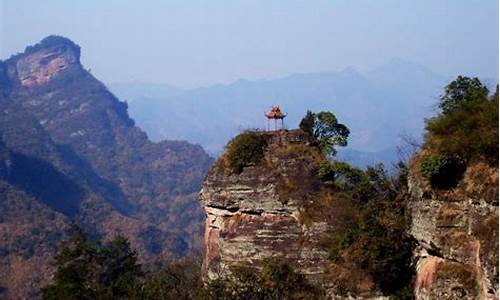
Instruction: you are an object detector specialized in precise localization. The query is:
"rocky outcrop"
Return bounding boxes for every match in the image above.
[200,130,331,280]
[201,128,498,299]
[6,36,80,87]
[409,157,498,300]
[199,130,391,299]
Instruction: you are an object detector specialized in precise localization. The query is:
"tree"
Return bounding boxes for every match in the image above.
[425,78,498,168]
[321,164,415,298]
[299,110,349,157]
[439,76,489,114]
[299,110,315,136]
[42,224,99,300]
[42,225,142,300]
[97,236,142,299]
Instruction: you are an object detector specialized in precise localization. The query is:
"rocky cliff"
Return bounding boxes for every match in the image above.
[409,155,498,300]
[199,129,396,298]
[200,125,498,299]
[200,130,329,279]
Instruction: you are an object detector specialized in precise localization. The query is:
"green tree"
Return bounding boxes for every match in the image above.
[42,224,99,300]
[299,110,315,136]
[96,236,142,299]
[439,76,489,115]
[300,110,349,157]
[42,225,142,300]
[425,78,498,167]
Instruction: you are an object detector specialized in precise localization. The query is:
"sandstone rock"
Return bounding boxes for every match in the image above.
[200,130,389,299]
[409,158,498,300]
[200,130,330,279]
[8,36,80,87]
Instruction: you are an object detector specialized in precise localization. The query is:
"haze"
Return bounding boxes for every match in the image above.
[1,0,498,88]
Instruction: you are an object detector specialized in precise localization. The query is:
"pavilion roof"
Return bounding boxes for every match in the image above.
[265,105,287,119]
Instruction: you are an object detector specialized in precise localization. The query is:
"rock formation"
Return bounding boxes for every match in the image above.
[199,130,390,298]
[200,130,330,280]
[200,127,498,299]
[409,154,498,300]
[13,37,80,87]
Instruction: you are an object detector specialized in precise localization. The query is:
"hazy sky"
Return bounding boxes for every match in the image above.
[1,0,498,88]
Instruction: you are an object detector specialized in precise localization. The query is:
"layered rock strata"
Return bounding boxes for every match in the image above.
[200,130,330,281]
[409,159,498,300]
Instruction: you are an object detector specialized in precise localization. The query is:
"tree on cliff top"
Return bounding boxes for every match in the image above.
[421,77,498,189]
[439,76,489,115]
[300,110,350,157]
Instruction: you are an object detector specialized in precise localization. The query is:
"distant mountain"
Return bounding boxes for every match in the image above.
[111,59,497,166]
[0,36,211,299]
[337,147,400,170]
[110,60,449,158]
[109,82,184,102]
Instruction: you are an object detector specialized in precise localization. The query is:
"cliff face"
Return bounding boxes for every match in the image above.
[200,130,330,280]
[10,37,80,87]
[409,154,498,300]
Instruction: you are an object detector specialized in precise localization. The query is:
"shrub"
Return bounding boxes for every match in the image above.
[420,154,465,189]
[420,154,449,177]
[199,260,325,300]
[225,131,268,174]
[318,161,373,201]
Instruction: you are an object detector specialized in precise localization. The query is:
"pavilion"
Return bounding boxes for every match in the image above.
[265,105,287,131]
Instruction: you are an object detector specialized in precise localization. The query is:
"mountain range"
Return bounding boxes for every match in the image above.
[110,59,497,168]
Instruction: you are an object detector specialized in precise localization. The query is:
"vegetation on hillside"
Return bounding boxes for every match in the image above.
[420,76,498,188]
[200,261,325,300]
[0,37,213,298]
[314,161,414,298]
[37,76,500,299]
[42,225,323,300]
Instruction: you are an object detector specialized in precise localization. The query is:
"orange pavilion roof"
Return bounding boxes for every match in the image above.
[265,105,287,119]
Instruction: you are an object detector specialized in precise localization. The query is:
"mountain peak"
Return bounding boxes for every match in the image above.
[368,57,437,77]
[8,35,81,87]
[28,35,80,54]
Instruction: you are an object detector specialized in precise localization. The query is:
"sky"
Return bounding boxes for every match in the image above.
[1,0,498,88]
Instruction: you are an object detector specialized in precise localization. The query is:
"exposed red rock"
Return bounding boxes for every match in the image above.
[409,157,499,300]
